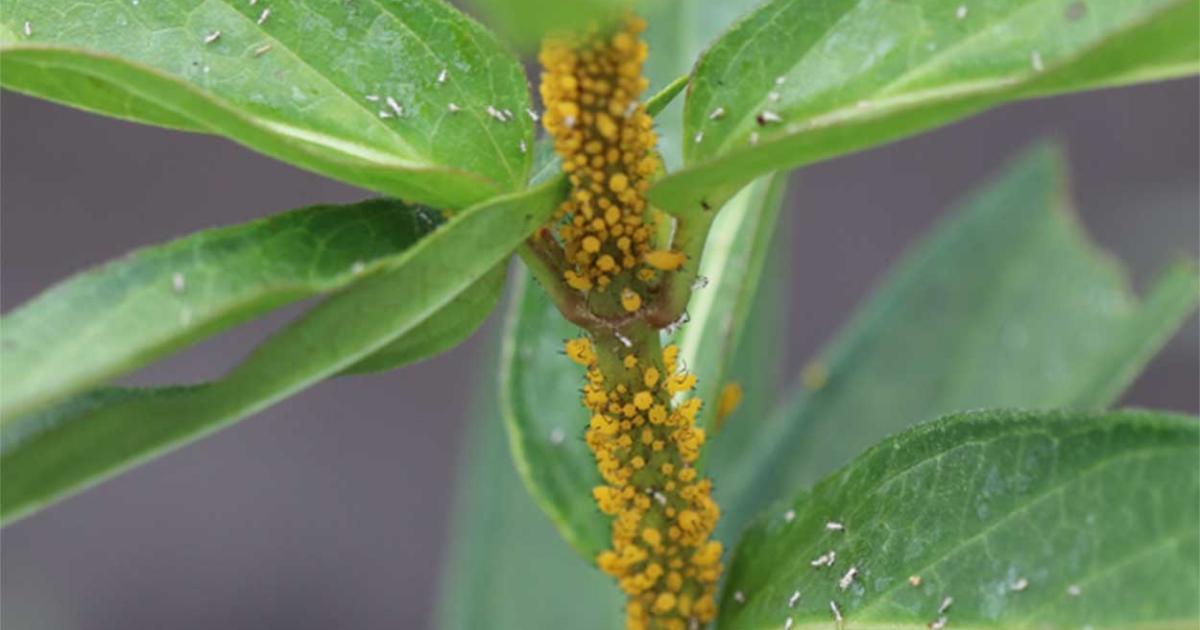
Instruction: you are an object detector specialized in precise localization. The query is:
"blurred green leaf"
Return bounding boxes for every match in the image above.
[703,206,792,510]
[674,173,788,437]
[0,177,566,524]
[0,0,532,208]
[718,409,1199,630]
[1,199,450,420]
[652,0,1200,213]
[719,144,1200,538]
[498,269,604,556]
[434,336,622,630]
[465,0,636,50]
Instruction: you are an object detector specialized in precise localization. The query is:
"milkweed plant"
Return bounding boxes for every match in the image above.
[1,0,1197,628]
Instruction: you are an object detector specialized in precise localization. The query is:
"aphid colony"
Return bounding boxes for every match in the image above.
[565,337,721,630]
[539,15,684,304]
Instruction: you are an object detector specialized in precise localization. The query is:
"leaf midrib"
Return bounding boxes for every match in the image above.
[209,0,423,161]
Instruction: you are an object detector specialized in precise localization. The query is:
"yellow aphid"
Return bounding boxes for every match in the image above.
[666,373,697,395]
[565,337,595,366]
[643,367,660,388]
[715,381,743,429]
[540,14,660,294]
[644,249,687,271]
[802,360,829,390]
[662,345,680,371]
[653,592,676,614]
[621,288,643,312]
[565,270,593,291]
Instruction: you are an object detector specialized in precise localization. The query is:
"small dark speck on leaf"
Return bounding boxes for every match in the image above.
[700,199,711,211]
[1065,1,1087,21]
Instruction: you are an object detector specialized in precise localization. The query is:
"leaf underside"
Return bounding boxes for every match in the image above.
[0,178,567,524]
[1,198,445,421]
[653,0,1200,213]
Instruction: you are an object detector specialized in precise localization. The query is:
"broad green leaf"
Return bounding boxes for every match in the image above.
[718,409,1199,630]
[341,266,504,374]
[1,199,450,420]
[0,0,532,208]
[434,336,622,630]
[0,177,566,524]
[651,0,1200,213]
[675,173,787,437]
[718,145,1200,540]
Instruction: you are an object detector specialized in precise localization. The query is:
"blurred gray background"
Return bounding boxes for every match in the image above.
[2,61,1197,629]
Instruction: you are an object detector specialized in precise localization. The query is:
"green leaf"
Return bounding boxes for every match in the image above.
[718,144,1200,539]
[0,198,450,420]
[702,208,793,482]
[717,409,1199,630]
[642,0,767,170]
[0,0,533,208]
[651,0,1200,213]
[674,173,788,437]
[341,265,504,375]
[499,269,605,557]
[434,336,622,630]
[0,177,566,524]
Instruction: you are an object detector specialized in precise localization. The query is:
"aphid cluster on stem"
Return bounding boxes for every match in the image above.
[539,15,684,312]
[536,12,727,629]
[566,335,721,630]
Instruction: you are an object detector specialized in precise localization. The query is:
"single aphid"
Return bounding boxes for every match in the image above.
[838,566,858,590]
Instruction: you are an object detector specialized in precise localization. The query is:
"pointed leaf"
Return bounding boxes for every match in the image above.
[652,0,1200,213]
[0,176,566,524]
[0,0,533,207]
[1,198,447,420]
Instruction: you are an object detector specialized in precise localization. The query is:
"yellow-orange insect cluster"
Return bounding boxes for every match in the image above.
[539,17,664,305]
[565,337,723,630]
